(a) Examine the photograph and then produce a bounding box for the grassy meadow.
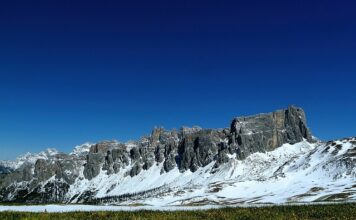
[0,203,355,220]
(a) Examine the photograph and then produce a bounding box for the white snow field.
[63,139,355,206]
[1,138,355,212]
[0,204,225,212]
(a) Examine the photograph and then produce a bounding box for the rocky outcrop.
[178,129,225,172]
[0,105,314,203]
[84,153,105,180]
[230,105,313,159]
[81,105,313,176]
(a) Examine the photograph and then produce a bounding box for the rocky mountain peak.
[0,106,322,204]
[70,143,93,158]
[230,105,313,158]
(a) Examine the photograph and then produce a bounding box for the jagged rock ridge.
[3,106,347,205]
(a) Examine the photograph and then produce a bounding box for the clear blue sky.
[0,0,355,160]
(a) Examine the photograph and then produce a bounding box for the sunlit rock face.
[5,106,353,206]
[230,105,313,159]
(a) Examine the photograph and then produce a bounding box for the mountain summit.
[0,106,355,205]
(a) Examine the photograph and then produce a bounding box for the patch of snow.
[70,143,93,157]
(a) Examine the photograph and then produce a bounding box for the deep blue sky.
[0,0,355,160]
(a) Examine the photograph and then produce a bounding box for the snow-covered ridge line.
[0,148,61,171]
[70,143,94,157]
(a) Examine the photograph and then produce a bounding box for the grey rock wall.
[0,105,313,203]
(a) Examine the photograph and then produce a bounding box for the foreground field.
[0,203,355,220]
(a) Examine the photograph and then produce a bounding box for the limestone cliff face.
[88,105,312,177]
[0,106,314,203]
[230,105,313,159]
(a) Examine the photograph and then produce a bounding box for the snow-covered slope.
[64,138,355,205]
[0,106,354,206]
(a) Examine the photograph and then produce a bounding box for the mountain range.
[0,106,355,205]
